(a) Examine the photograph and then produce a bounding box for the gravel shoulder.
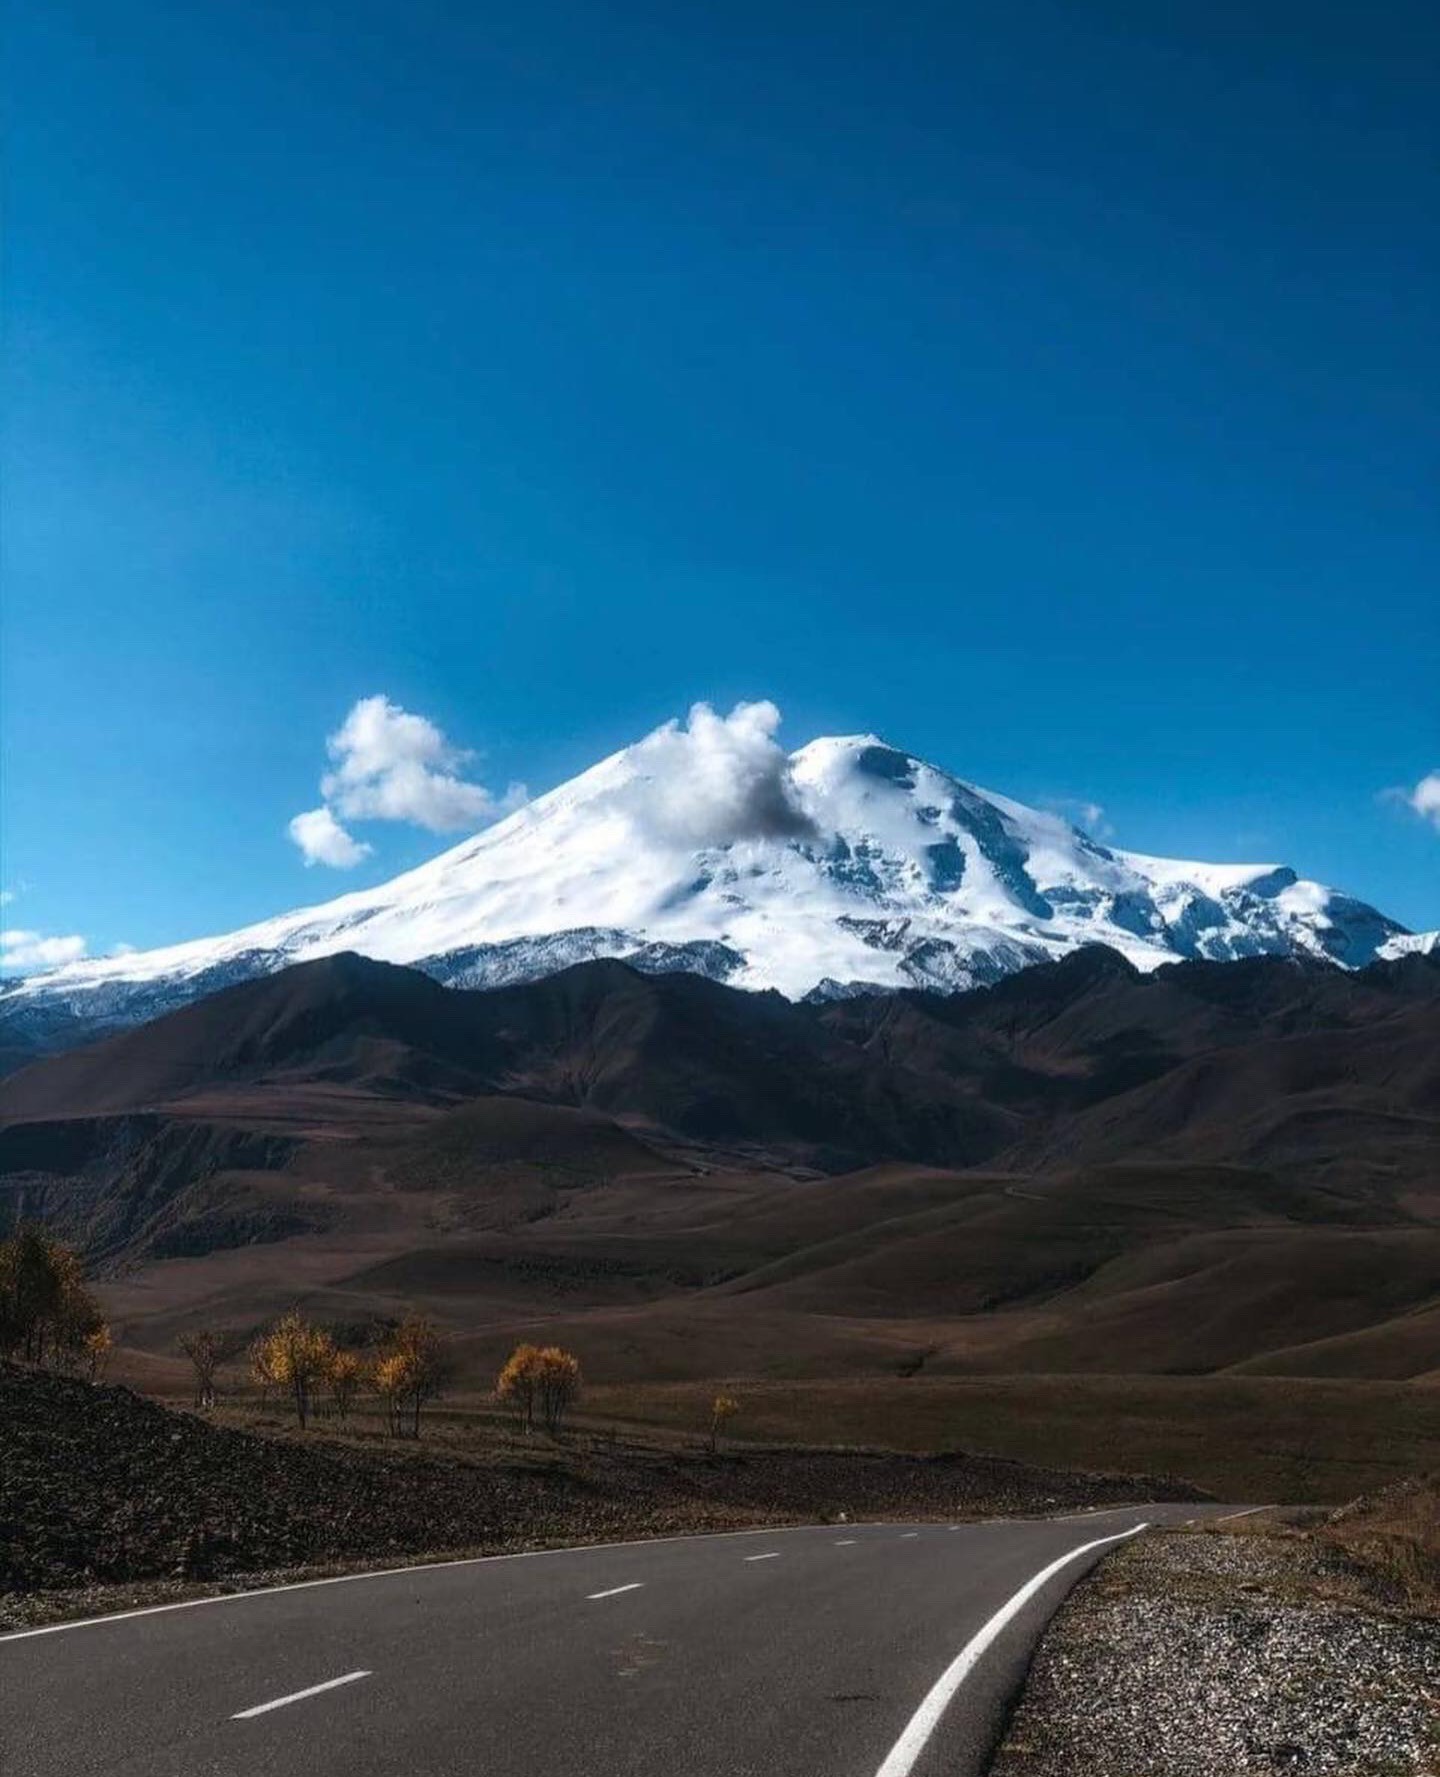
[990,1522,1440,1777]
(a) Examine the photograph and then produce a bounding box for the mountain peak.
[790,731,896,765]
[1,719,1410,1032]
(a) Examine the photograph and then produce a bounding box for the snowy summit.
[3,703,1419,1027]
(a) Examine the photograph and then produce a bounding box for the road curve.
[2,1506,1213,1777]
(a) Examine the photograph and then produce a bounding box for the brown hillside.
[3,949,1438,1408]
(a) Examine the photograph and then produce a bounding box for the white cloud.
[622,700,817,848]
[288,806,373,869]
[289,695,527,867]
[321,696,493,831]
[0,928,89,972]
[1404,770,1440,830]
[1046,797,1114,839]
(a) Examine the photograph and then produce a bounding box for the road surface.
[2,1506,1214,1777]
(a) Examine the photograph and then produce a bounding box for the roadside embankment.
[1,1362,1205,1628]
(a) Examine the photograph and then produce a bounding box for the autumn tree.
[84,1323,113,1383]
[249,1330,282,1407]
[371,1349,409,1436]
[326,1347,366,1423]
[49,1265,109,1376]
[401,1318,449,1437]
[401,1314,451,1435]
[178,1329,232,1409]
[536,1346,581,1434]
[708,1392,740,1453]
[0,1224,106,1371]
[0,1224,58,1361]
[370,1316,449,1438]
[252,1311,334,1428]
[496,1343,581,1436]
[496,1342,542,1433]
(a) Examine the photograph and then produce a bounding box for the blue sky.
[3,0,1437,964]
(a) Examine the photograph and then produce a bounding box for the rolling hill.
[3,944,1437,1407]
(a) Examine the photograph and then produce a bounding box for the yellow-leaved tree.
[496,1341,543,1433]
[326,1347,366,1423]
[371,1316,449,1438]
[496,1342,581,1436]
[249,1329,283,1407]
[535,1345,581,1435]
[251,1311,335,1428]
[708,1392,740,1453]
[372,1348,411,1437]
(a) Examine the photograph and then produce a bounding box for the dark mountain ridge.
[3,945,1438,1389]
[5,944,1437,1177]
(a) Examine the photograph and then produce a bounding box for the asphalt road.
[1,1505,1221,1777]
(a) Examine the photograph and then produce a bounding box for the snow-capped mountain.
[1377,929,1440,960]
[1,729,1416,1033]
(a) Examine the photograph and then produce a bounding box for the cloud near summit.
[287,806,372,870]
[1404,771,1440,831]
[0,928,89,972]
[622,700,818,848]
[1381,769,1440,836]
[289,695,526,867]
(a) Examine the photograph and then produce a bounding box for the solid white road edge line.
[871,1523,1148,1777]
[743,1552,781,1562]
[232,1671,371,1720]
[587,1583,644,1600]
[1214,1506,1270,1523]
[0,1509,1165,1644]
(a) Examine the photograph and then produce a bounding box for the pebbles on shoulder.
[990,1528,1440,1777]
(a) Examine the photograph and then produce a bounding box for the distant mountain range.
[2,944,1437,1386]
[2,731,1431,1069]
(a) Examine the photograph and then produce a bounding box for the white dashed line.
[1214,1506,1270,1523]
[587,1583,643,1600]
[899,1532,920,1539]
[232,1671,371,1720]
[835,1539,858,1546]
[0,1523,870,1644]
[743,1552,780,1562]
[1044,1507,1145,1523]
[872,1524,1148,1777]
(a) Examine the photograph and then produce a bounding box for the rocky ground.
[0,1362,1205,1628]
[990,1520,1439,1777]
